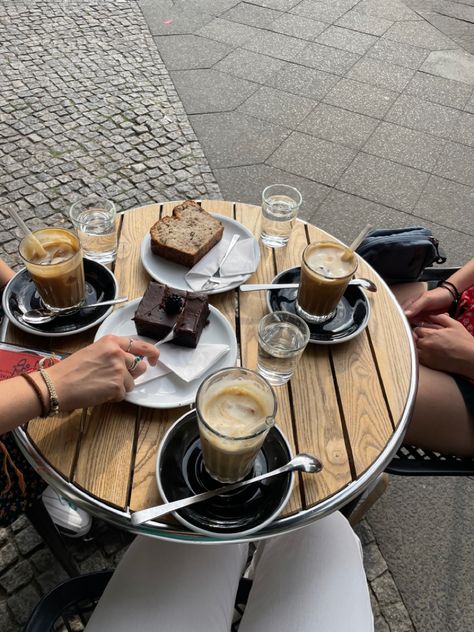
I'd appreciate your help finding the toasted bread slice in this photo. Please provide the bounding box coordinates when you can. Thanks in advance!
[150,201,224,268]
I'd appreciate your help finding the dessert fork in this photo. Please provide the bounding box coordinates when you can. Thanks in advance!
[202,234,240,291]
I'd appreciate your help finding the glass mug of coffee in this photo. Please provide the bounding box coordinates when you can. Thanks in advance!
[19,227,86,312]
[196,367,277,484]
[295,241,358,324]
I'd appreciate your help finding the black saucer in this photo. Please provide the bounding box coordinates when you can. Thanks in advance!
[2,258,118,338]
[156,410,293,538]
[267,267,370,345]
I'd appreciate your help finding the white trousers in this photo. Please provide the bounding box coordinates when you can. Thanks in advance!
[86,512,373,632]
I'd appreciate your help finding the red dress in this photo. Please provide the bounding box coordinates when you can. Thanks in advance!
[455,286,474,335]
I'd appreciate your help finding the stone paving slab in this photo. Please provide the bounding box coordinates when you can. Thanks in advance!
[197,17,262,45]
[315,25,379,54]
[153,33,231,69]
[170,69,259,114]
[268,131,357,185]
[215,47,287,83]
[326,76,399,117]
[405,71,473,108]
[414,175,474,236]
[367,38,430,69]
[362,121,446,170]
[237,85,317,126]
[337,152,430,212]
[385,93,463,137]
[347,56,416,91]
[189,111,290,167]
[336,8,395,35]
[268,12,328,40]
[265,61,340,99]
[298,103,379,149]
[421,49,474,84]
[222,1,283,27]
[298,41,361,73]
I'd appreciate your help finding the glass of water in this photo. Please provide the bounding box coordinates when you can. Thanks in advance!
[261,184,302,248]
[257,311,310,386]
[69,196,117,264]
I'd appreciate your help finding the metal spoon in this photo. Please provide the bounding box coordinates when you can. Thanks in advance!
[130,453,322,527]
[21,296,129,324]
[240,278,377,292]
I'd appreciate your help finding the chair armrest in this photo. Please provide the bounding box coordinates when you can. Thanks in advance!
[419,267,460,282]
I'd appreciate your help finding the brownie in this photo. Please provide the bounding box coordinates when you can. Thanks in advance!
[174,293,210,348]
[133,281,209,348]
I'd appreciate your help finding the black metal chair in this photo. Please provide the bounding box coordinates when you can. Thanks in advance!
[24,570,253,631]
[24,570,113,632]
[386,445,474,476]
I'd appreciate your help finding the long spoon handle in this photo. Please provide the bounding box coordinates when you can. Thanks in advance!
[131,461,296,526]
[81,296,128,309]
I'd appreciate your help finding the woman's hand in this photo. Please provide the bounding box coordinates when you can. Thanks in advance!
[403,286,454,323]
[415,314,474,378]
[48,335,160,411]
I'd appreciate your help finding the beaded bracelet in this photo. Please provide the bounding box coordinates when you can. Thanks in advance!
[20,373,48,418]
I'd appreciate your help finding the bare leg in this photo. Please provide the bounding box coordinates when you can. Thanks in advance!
[407,365,474,456]
[392,283,474,456]
[391,281,426,307]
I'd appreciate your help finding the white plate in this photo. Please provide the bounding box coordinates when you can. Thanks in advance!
[94,299,237,408]
[140,214,260,295]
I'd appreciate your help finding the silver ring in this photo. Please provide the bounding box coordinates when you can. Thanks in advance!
[126,338,134,353]
[127,355,142,373]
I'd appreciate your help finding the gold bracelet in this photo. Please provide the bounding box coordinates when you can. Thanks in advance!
[38,357,60,417]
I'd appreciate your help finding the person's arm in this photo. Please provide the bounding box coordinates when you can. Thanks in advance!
[443,258,474,294]
[415,313,474,379]
[404,258,474,321]
[0,260,14,287]
[0,335,159,434]
[0,372,49,433]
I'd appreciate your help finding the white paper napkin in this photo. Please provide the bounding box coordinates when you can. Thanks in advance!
[185,237,258,291]
[134,343,230,385]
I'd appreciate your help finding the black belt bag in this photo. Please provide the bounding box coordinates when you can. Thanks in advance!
[355,227,446,285]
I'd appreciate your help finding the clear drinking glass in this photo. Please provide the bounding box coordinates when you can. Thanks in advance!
[296,241,358,324]
[69,196,117,264]
[261,184,302,248]
[257,311,310,386]
[19,227,86,312]
[196,367,277,483]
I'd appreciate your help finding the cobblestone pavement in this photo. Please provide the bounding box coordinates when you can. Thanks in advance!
[0,0,219,271]
[0,0,470,631]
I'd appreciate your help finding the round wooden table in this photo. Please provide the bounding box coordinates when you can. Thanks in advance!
[8,200,417,543]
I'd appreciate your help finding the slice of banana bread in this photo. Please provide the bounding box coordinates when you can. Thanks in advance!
[150,200,224,268]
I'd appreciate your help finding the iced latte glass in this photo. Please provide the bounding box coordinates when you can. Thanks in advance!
[19,228,86,312]
[196,367,277,483]
[296,241,358,324]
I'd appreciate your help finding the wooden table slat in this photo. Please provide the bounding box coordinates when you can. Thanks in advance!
[74,402,137,509]
[129,407,183,515]
[356,258,412,427]
[330,334,394,477]
[27,410,84,481]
